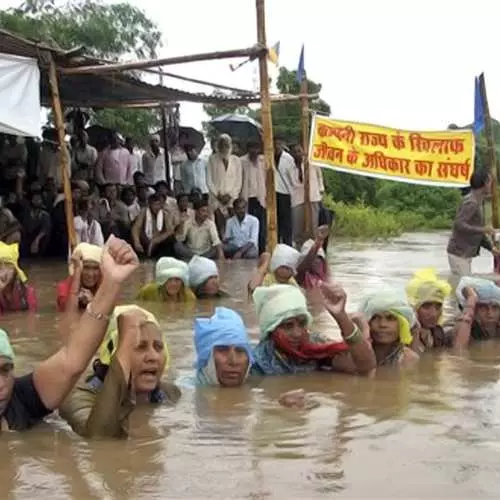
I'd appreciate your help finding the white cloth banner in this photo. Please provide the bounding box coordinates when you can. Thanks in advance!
[0,52,40,137]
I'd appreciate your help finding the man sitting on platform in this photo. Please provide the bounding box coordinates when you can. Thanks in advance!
[174,199,223,261]
[223,198,259,260]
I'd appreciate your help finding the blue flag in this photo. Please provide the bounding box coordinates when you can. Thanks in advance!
[473,75,485,135]
[296,45,305,83]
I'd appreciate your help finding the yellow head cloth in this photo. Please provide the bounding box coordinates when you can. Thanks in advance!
[98,304,170,372]
[0,242,27,283]
[390,310,413,346]
[69,243,103,275]
[406,268,451,322]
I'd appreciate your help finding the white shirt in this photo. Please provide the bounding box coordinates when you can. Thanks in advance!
[224,214,259,249]
[74,216,104,246]
[291,162,325,206]
[142,148,166,185]
[240,153,266,207]
[274,151,295,195]
[207,153,243,212]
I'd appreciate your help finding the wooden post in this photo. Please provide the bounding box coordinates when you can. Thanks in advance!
[158,69,172,190]
[256,0,277,253]
[479,73,499,228]
[47,54,77,251]
[300,78,312,239]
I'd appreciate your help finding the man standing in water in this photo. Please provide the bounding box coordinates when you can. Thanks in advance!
[447,169,498,277]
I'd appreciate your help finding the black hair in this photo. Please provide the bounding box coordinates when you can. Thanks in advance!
[154,180,169,190]
[470,168,491,190]
[233,197,246,209]
[76,197,91,214]
[148,193,161,204]
[120,186,136,202]
[193,198,208,211]
[176,192,189,203]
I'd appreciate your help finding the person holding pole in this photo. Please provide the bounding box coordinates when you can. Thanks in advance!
[447,168,498,278]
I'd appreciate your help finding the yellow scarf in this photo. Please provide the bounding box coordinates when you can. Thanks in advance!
[0,242,27,283]
[98,305,170,371]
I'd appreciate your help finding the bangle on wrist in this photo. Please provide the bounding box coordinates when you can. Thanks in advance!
[344,324,364,345]
[85,302,111,321]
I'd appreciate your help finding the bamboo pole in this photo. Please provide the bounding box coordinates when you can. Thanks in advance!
[256,0,277,253]
[158,69,172,190]
[47,54,77,251]
[478,73,499,228]
[160,71,254,95]
[300,79,312,238]
[61,46,263,75]
[41,93,320,110]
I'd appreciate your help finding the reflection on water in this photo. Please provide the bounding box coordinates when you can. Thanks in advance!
[3,232,500,498]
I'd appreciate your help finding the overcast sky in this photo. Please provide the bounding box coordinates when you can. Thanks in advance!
[129,0,500,131]
[6,0,500,132]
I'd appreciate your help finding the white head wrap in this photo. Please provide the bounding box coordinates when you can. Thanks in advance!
[188,255,219,289]
[456,276,500,308]
[253,284,312,339]
[155,257,189,287]
[269,244,301,274]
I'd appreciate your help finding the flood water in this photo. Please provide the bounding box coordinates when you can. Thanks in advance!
[3,231,500,499]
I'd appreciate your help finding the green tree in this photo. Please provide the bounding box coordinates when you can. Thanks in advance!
[253,67,331,144]
[0,0,162,142]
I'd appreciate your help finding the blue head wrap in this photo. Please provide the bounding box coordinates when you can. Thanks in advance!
[194,307,253,383]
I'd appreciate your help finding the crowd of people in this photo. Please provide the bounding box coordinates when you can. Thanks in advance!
[0,129,333,262]
[0,220,498,435]
[2,131,500,442]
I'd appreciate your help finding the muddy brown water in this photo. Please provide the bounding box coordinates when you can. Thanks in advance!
[2,232,500,499]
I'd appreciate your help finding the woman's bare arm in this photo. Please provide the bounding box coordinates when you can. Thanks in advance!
[33,236,139,411]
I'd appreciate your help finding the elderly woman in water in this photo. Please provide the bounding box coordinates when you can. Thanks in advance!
[453,277,500,348]
[56,243,103,312]
[60,305,180,438]
[193,307,254,387]
[0,242,37,314]
[358,289,420,368]
[0,235,138,431]
[406,268,452,353]
[251,283,376,376]
[137,257,196,303]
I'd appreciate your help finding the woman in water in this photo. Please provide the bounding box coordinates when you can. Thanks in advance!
[296,225,330,289]
[188,255,227,298]
[0,242,37,314]
[0,235,138,431]
[60,305,181,438]
[248,244,300,293]
[406,268,452,353]
[453,276,500,348]
[56,243,102,312]
[358,289,419,368]
[194,307,253,387]
[251,283,376,376]
[137,257,196,302]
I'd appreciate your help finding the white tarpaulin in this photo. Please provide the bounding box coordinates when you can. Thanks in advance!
[0,52,40,137]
